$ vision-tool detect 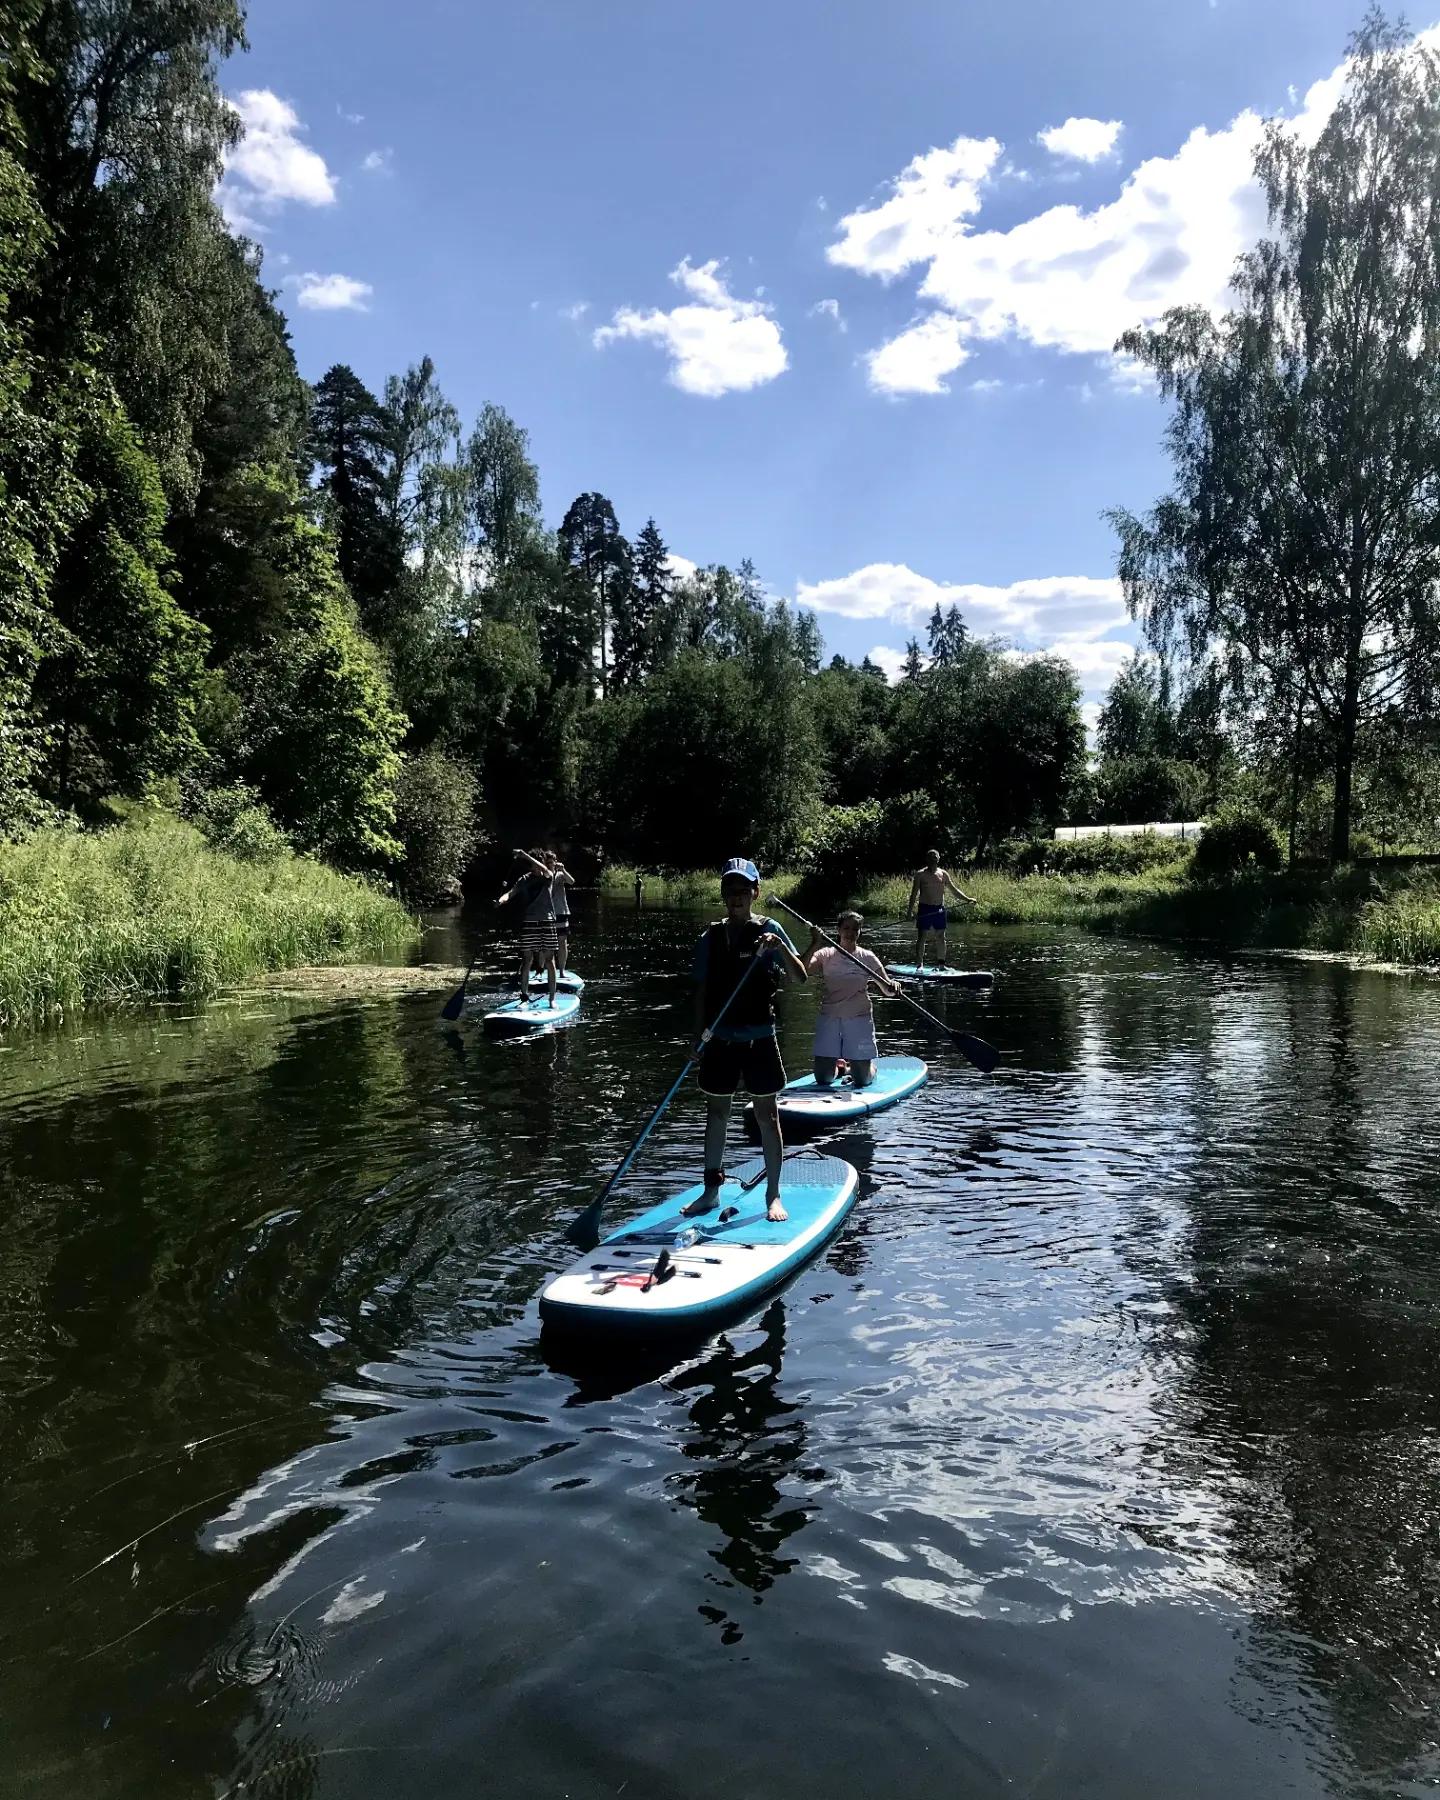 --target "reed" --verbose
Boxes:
[0,810,417,1032]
